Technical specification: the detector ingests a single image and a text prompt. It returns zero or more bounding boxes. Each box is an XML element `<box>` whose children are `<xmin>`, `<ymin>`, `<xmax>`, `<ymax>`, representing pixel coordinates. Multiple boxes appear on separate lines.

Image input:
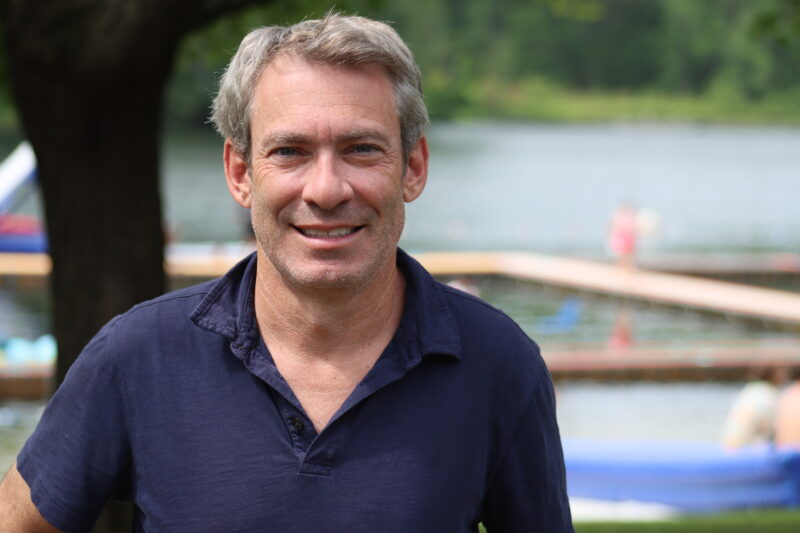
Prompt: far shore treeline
<box><xmin>2</xmin><ymin>0</ymin><xmax>800</xmax><ymax>134</ymax></box>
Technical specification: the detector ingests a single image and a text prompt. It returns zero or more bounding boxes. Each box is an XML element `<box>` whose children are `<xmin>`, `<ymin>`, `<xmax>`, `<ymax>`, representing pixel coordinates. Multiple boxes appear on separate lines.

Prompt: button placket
<box><xmin>284</xmin><ymin>410</ymin><xmax>314</xmax><ymax>450</ymax></box>
<box><xmin>288</xmin><ymin>416</ymin><xmax>305</xmax><ymax>433</ymax></box>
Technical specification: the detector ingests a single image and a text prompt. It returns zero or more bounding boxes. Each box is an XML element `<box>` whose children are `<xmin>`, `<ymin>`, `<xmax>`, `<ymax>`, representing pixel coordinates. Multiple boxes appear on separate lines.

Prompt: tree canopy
<box><xmin>159</xmin><ymin>0</ymin><xmax>800</xmax><ymax>125</ymax></box>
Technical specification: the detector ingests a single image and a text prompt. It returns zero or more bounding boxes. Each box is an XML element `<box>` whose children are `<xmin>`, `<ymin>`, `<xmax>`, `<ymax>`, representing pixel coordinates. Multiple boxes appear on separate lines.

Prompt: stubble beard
<box><xmin>251</xmin><ymin>204</ymin><xmax>406</xmax><ymax>293</ymax></box>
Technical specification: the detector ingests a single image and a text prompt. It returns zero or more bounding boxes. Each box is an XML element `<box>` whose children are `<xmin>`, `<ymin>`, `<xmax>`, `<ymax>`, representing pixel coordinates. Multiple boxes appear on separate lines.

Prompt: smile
<box><xmin>296</xmin><ymin>226</ymin><xmax>362</xmax><ymax>238</ymax></box>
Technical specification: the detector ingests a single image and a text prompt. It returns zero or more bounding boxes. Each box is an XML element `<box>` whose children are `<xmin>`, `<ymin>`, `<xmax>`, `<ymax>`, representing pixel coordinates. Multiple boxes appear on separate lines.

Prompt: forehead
<box><xmin>250</xmin><ymin>54</ymin><xmax>400</xmax><ymax>139</ymax></box>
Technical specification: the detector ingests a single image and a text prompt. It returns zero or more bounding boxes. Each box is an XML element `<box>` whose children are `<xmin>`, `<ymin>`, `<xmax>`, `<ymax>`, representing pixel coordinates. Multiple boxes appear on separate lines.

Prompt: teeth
<box><xmin>300</xmin><ymin>227</ymin><xmax>357</xmax><ymax>238</ymax></box>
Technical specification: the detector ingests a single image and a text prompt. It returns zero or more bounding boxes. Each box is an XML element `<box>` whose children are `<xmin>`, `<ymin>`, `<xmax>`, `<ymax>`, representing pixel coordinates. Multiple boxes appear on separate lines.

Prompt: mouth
<box><xmin>295</xmin><ymin>226</ymin><xmax>364</xmax><ymax>239</ymax></box>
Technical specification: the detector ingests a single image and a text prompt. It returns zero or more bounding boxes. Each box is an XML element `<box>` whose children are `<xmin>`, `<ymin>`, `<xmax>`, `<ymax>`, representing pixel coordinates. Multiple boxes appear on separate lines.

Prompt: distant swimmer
<box><xmin>608</xmin><ymin>201</ymin><xmax>638</xmax><ymax>270</ymax></box>
<box><xmin>722</xmin><ymin>366</ymin><xmax>785</xmax><ymax>450</ymax></box>
<box><xmin>775</xmin><ymin>367</ymin><xmax>800</xmax><ymax>449</ymax></box>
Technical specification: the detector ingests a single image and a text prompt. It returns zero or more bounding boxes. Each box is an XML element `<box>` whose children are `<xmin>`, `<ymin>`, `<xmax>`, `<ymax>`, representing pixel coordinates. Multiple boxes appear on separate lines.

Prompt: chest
<box><xmin>130</xmin><ymin>364</ymin><xmax>489</xmax><ymax>532</ymax></box>
<box><xmin>270</xmin><ymin>348</ymin><xmax>381</xmax><ymax>432</ymax></box>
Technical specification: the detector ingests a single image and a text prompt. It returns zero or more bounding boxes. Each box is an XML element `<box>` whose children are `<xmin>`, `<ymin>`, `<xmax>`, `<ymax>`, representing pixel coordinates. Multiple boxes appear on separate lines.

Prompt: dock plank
<box><xmin>416</xmin><ymin>251</ymin><xmax>800</xmax><ymax>327</ymax></box>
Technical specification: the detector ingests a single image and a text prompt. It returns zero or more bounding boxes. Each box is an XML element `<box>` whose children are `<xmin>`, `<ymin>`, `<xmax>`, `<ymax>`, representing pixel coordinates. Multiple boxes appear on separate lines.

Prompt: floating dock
<box><xmin>416</xmin><ymin>251</ymin><xmax>800</xmax><ymax>328</ymax></box>
<box><xmin>544</xmin><ymin>338</ymin><xmax>800</xmax><ymax>381</ymax></box>
<box><xmin>3</xmin><ymin>249</ymin><xmax>800</xmax><ymax>398</ymax></box>
<box><xmin>3</xmin><ymin>249</ymin><xmax>800</xmax><ymax>327</ymax></box>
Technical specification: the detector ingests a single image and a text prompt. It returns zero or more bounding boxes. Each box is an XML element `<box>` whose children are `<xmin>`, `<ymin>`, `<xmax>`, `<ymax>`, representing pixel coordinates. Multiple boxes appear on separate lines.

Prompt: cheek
<box><xmin>352</xmin><ymin>171</ymin><xmax>405</xmax><ymax>208</ymax></box>
<box><xmin>250</xmin><ymin>174</ymin><xmax>301</xmax><ymax>217</ymax></box>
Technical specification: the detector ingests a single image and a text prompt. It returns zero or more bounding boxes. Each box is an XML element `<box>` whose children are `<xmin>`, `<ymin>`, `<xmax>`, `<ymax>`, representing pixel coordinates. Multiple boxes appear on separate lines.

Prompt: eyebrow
<box><xmin>258</xmin><ymin>133</ymin><xmax>310</xmax><ymax>153</ymax></box>
<box><xmin>257</xmin><ymin>129</ymin><xmax>392</xmax><ymax>153</ymax></box>
<box><xmin>338</xmin><ymin>129</ymin><xmax>392</xmax><ymax>146</ymax></box>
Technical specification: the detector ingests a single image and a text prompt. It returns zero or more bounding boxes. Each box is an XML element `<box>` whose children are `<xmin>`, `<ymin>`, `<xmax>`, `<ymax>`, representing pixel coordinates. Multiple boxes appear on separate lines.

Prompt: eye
<box><xmin>350</xmin><ymin>144</ymin><xmax>380</xmax><ymax>155</ymax></box>
<box><xmin>272</xmin><ymin>147</ymin><xmax>300</xmax><ymax>157</ymax></box>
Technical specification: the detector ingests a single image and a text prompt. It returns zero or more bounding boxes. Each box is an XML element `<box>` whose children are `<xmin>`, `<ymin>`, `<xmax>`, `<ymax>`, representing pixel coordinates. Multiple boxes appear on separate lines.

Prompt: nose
<box><xmin>301</xmin><ymin>152</ymin><xmax>354</xmax><ymax>210</ymax></box>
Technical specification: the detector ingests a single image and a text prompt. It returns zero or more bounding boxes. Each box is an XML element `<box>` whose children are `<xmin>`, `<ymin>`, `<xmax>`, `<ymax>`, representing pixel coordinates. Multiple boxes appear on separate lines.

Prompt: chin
<box><xmin>285</xmin><ymin>268</ymin><xmax>371</xmax><ymax>291</ymax></box>
<box><xmin>259</xmin><ymin>241</ymin><xmax>398</xmax><ymax>293</ymax></box>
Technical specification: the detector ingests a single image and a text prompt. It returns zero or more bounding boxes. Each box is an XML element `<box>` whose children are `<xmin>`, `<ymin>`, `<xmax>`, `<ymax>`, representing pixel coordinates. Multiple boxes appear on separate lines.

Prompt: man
<box><xmin>721</xmin><ymin>366</ymin><xmax>784</xmax><ymax>450</ymax></box>
<box><xmin>775</xmin><ymin>367</ymin><xmax>800</xmax><ymax>449</ymax></box>
<box><xmin>1</xmin><ymin>14</ymin><xmax>573</xmax><ymax>532</ymax></box>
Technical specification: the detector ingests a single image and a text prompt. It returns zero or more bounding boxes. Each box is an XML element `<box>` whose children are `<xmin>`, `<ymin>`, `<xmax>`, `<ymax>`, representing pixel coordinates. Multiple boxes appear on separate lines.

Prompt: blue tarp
<box><xmin>564</xmin><ymin>439</ymin><xmax>800</xmax><ymax>511</ymax></box>
<box><xmin>0</xmin><ymin>233</ymin><xmax>47</xmax><ymax>253</ymax></box>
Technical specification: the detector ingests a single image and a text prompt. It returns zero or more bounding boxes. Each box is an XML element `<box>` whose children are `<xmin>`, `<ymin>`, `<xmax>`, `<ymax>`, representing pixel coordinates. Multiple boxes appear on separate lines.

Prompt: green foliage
<box><xmin>166</xmin><ymin>0</ymin><xmax>383</xmax><ymax>128</ymax></box>
<box><xmin>753</xmin><ymin>0</ymin><xmax>800</xmax><ymax>48</ymax></box>
<box><xmin>5</xmin><ymin>0</ymin><xmax>800</xmax><ymax>130</ymax></box>
<box><xmin>161</xmin><ymin>0</ymin><xmax>800</xmax><ymax>127</ymax></box>
<box><xmin>0</xmin><ymin>15</ymin><xmax>19</xmax><ymax>135</ymax></box>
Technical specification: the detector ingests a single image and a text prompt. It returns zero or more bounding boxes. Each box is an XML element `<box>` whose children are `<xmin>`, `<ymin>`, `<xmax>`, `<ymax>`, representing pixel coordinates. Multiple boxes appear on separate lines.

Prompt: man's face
<box><xmin>225</xmin><ymin>54</ymin><xmax>428</xmax><ymax>291</ymax></box>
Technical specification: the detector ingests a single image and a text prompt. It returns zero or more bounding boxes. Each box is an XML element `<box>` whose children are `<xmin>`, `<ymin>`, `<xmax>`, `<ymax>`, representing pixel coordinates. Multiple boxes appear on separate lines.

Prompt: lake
<box><xmin>158</xmin><ymin>121</ymin><xmax>800</xmax><ymax>253</ymax></box>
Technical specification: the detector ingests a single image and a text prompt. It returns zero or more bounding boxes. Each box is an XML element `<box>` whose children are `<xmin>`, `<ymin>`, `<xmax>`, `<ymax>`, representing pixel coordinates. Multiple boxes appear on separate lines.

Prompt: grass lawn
<box><xmin>573</xmin><ymin>508</ymin><xmax>800</xmax><ymax>532</ymax></box>
<box><xmin>430</xmin><ymin>76</ymin><xmax>800</xmax><ymax>126</ymax></box>
<box><xmin>476</xmin><ymin>508</ymin><xmax>800</xmax><ymax>532</ymax></box>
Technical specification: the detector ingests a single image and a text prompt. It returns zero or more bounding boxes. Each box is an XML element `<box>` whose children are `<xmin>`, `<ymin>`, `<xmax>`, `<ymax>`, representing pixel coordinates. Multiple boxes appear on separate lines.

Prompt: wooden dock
<box><xmin>3</xmin><ymin>249</ymin><xmax>800</xmax><ymax>327</ymax></box>
<box><xmin>3</xmin><ymin>249</ymin><xmax>800</xmax><ymax>398</ymax></box>
<box><xmin>416</xmin><ymin>251</ymin><xmax>800</xmax><ymax>328</ymax></box>
<box><xmin>543</xmin><ymin>338</ymin><xmax>800</xmax><ymax>381</ymax></box>
<box><xmin>0</xmin><ymin>364</ymin><xmax>52</xmax><ymax>399</ymax></box>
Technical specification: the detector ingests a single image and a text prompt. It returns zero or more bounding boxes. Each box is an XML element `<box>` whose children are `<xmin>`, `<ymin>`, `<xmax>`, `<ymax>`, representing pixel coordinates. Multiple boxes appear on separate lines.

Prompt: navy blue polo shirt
<box><xmin>18</xmin><ymin>250</ymin><xmax>573</xmax><ymax>532</ymax></box>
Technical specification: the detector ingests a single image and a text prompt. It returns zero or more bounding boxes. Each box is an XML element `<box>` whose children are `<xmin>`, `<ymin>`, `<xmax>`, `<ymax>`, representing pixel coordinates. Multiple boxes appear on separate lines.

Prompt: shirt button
<box><xmin>289</xmin><ymin>416</ymin><xmax>305</xmax><ymax>432</ymax></box>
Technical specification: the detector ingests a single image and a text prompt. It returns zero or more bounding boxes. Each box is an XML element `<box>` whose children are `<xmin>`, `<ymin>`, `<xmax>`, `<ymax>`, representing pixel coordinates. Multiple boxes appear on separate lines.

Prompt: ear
<box><xmin>402</xmin><ymin>136</ymin><xmax>429</xmax><ymax>203</ymax></box>
<box><xmin>224</xmin><ymin>138</ymin><xmax>252</xmax><ymax>208</ymax></box>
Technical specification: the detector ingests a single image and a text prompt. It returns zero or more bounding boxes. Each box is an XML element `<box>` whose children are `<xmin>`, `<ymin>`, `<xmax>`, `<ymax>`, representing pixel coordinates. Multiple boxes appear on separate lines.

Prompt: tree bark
<box><xmin>4</xmin><ymin>3</ymin><xmax>176</xmax><ymax>388</ymax></box>
<box><xmin>1</xmin><ymin>1</ymin><xmax>266</xmax><ymax>531</ymax></box>
<box><xmin>4</xmin><ymin>8</ymin><xmax>173</xmax><ymax>532</ymax></box>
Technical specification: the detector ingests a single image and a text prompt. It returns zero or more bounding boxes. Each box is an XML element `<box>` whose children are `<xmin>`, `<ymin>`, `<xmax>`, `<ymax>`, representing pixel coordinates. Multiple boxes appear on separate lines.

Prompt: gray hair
<box><xmin>210</xmin><ymin>13</ymin><xmax>428</xmax><ymax>162</ymax></box>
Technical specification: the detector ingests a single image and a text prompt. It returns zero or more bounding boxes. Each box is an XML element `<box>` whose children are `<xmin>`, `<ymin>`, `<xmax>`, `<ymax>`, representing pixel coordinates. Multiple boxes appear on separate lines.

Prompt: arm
<box><xmin>481</xmin><ymin>364</ymin><xmax>574</xmax><ymax>532</ymax></box>
<box><xmin>13</xmin><ymin>325</ymin><xmax>133</xmax><ymax>531</ymax></box>
<box><xmin>0</xmin><ymin>462</ymin><xmax>61</xmax><ymax>532</ymax></box>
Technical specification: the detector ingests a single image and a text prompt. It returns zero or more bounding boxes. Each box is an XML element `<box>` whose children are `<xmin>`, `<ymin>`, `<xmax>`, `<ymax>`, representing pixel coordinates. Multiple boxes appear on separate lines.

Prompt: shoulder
<box><xmin>71</xmin><ymin>280</ymin><xmax>220</xmax><ymax>376</ymax></box>
<box><xmin>437</xmin><ymin>281</ymin><xmax>548</xmax><ymax>387</ymax></box>
<box><xmin>100</xmin><ymin>280</ymin><xmax>216</xmax><ymax>342</ymax></box>
<box><xmin>439</xmin><ymin>281</ymin><xmax>540</xmax><ymax>352</ymax></box>
<box><xmin>113</xmin><ymin>280</ymin><xmax>216</xmax><ymax>327</ymax></box>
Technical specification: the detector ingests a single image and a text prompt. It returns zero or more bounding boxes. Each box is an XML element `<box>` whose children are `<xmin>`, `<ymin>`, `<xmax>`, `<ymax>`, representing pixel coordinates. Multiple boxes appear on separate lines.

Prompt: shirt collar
<box><xmin>394</xmin><ymin>249</ymin><xmax>462</xmax><ymax>363</ymax></box>
<box><xmin>190</xmin><ymin>249</ymin><xmax>462</xmax><ymax>363</ymax></box>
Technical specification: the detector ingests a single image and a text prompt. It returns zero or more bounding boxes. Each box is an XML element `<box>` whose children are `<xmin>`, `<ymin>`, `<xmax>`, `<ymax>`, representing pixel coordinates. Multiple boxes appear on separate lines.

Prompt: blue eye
<box><xmin>275</xmin><ymin>147</ymin><xmax>299</xmax><ymax>157</ymax></box>
<box><xmin>352</xmin><ymin>144</ymin><xmax>377</xmax><ymax>154</ymax></box>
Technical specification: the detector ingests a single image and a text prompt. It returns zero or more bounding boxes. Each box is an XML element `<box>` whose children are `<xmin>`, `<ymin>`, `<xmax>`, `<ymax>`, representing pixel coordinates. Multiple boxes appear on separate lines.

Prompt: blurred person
<box><xmin>0</xmin><ymin>14</ymin><xmax>572</xmax><ymax>532</ymax></box>
<box><xmin>608</xmin><ymin>305</ymin><xmax>633</xmax><ymax>350</ymax></box>
<box><xmin>722</xmin><ymin>366</ymin><xmax>786</xmax><ymax>450</ymax></box>
<box><xmin>775</xmin><ymin>366</ymin><xmax>800</xmax><ymax>449</ymax></box>
<box><xmin>608</xmin><ymin>201</ymin><xmax>638</xmax><ymax>270</ymax></box>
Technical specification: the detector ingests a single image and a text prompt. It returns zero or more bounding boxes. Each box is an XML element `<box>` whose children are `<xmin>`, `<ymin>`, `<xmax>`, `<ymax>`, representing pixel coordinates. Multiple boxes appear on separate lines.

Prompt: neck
<box><xmin>253</xmin><ymin>249</ymin><xmax>405</xmax><ymax>361</ymax></box>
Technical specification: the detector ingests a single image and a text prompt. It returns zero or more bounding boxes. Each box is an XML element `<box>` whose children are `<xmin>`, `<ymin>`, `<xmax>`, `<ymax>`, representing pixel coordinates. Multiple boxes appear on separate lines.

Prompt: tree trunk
<box><xmin>2</xmin><ymin>1</ymin><xmax>271</xmax><ymax>530</ymax></box>
<box><xmin>27</xmin><ymin>75</ymin><xmax>169</xmax><ymax>389</ymax></box>
<box><xmin>4</xmin><ymin>4</ymin><xmax>176</xmax><ymax>531</ymax></box>
<box><xmin>3</xmin><ymin>3</ymin><xmax>177</xmax><ymax>389</ymax></box>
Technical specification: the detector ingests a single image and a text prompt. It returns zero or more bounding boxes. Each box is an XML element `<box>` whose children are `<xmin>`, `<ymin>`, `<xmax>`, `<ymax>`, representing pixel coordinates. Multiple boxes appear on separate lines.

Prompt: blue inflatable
<box><xmin>564</xmin><ymin>439</ymin><xmax>800</xmax><ymax>511</ymax></box>
<box><xmin>0</xmin><ymin>232</ymin><xmax>47</xmax><ymax>253</ymax></box>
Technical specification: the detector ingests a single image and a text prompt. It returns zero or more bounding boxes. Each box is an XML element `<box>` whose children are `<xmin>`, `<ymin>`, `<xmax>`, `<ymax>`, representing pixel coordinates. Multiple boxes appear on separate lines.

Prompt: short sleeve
<box><xmin>481</xmin><ymin>361</ymin><xmax>574</xmax><ymax>532</ymax></box>
<box><xmin>17</xmin><ymin>324</ymin><xmax>132</xmax><ymax>533</ymax></box>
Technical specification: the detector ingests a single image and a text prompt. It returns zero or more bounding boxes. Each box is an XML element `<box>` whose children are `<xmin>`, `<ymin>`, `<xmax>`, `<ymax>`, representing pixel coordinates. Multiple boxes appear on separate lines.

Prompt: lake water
<box><xmin>2</xmin><ymin>122</ymin><xmax>798</xmax><ymax>470</ymax></box>
<box><xmin>7</xmin><ymin>121</ymin><xmax>800</xmax><ymax>251</ymax></box>
<box><xmin>159</xmin><ymin>122</ymin><xmax>800</xmax><ymax>253</ymax></box>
